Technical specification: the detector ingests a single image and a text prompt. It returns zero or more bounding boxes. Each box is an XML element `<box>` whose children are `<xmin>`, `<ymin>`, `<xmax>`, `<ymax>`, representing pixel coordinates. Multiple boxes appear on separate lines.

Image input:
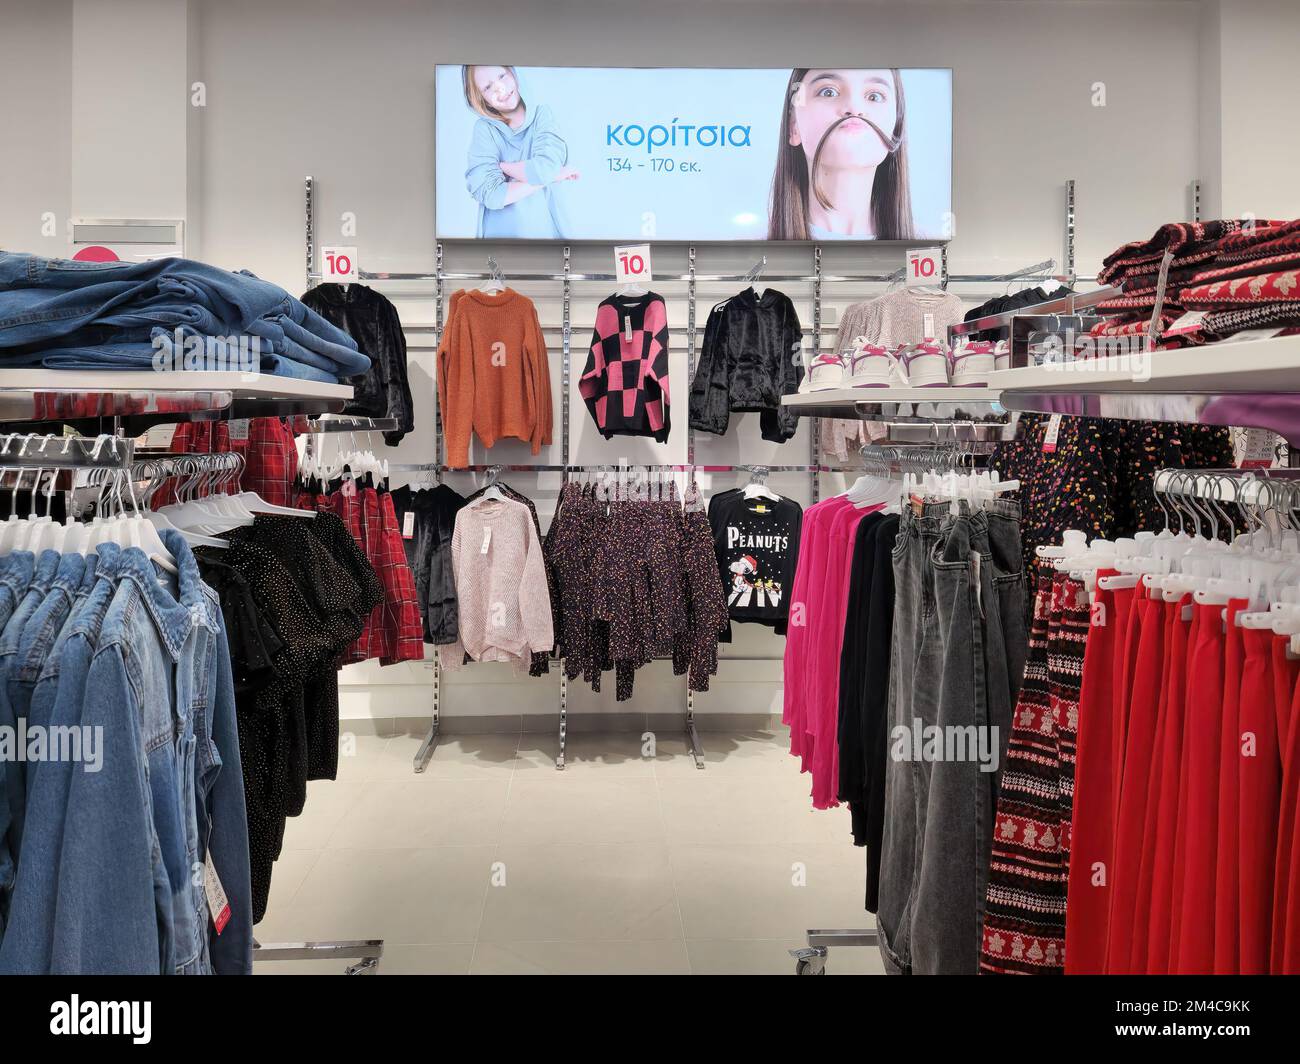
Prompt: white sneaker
<box><xmin>845</xmin><ymin>338</ymin><xmax>896</xmax><ymax>387</ymax></box>
<box><xmin>806</xmin><ymin>350</ymin><xmax>847</xmax><ymax>391</ymax></box>
<box><xmin>896</xmin><ymin>340</ymin><xmax>950</xmax><ymax>387</ymax></box>
<box><xmin>950</xmin><ymin>339</ymin><xmax>996</xmax><ymax>386</ymax></box>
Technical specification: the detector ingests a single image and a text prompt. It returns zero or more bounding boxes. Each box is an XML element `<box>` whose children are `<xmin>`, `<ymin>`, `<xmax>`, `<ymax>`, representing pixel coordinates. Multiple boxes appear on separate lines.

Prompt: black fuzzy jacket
<box><xmin>688</xmin><ymin>287</ymin><xmax>804</xmax><ymax>442</ymax></box>
<box><xmin>301</xmin><ymin>283</ymin><xmax>415</xmax><ymax>444</ymax></box>
<box><xmin>389</xmin><ymin>483</ymin><xmax>467</xmax><ymax>645</ymax></box>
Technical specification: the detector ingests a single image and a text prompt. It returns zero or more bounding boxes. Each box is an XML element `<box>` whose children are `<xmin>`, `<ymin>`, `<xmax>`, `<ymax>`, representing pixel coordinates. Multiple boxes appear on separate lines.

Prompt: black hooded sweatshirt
<box><xmin>688</xmin><ymin>287</ymin><xmax>804</xmax><ymax>443</ymax></box>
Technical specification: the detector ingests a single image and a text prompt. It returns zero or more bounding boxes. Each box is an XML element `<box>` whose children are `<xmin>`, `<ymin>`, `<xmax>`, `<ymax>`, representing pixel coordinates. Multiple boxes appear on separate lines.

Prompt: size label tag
<box><xmin>341</xmin><ymin>477</ymin><xmax>357</xmax><ymax>498</ymax></box>
<box><xmin>402</xmin><ymin>511</ymin><xmax>415</xmax><ymax>539</ymax></box>
<box><xmin>906</xmin><ymin>246</ymin><xmax>942</xmax><ymax>289</ymax></box>
<box><xmin>1164</xmin><ymin>310</ymin><xmax>1206</xmax><ymax>337</ymax></box>
<box><xmin>1240</xmin><ymin>427</ymin><xmax>1278</xmax><ymax>468</ymax></box>
<box><xmin>480</xmin><ymin>527</ymin><xmax>492</xmax><ymax>555</ymax></box>
<box><xmin>204</xmin><ymin>852</ymin><xmax>231</xmax><ymax>935</ymax></box>
<box><xmin>321</xmin><ymin>245</ymin><xmax>359</xmax><ymax>284</ymax></box>
<box><xmin>922</xmin><ymin>313</ymin><xmax>935</xmax><ymax>340</ymax></box>
<box><xmin>1042</xmin><ymin>413</ymin><xmax>1064</xmax><ymax>454</ymax></box>
<box><xmin>614</xmin><ymin>243</ymin><xmax>652</xmax><ymax>286</ymax></box>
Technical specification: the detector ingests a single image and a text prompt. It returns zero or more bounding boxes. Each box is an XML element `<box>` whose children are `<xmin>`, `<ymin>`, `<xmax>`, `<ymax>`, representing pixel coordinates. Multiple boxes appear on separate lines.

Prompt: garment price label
<box><xmin>480</xmin><ymin>527</ymin><xmax>492</xmax><ymax>554</ymax></box>
<box><xmin>204</xmin><ymin>852</ymin><xmax>231</xmax><ymax>935</ymax></box>
<box><xmin>227</xmin><ymin>418</ymin><xmax>250</xmax><ymax>441</ymax></box>
<box><xmin>623</xmin><ymin>315</ymin><xmax>633</xmax><ymax>343</ymax></box>
<box><xmin>1164</xmin><ymin>310</ymin><xmax>1206</xmax><ymax>337</ymax></box>
<box><xmin>1240</xmin><ymin>427</ymin><xmax>1279</xmax><ymax>468</ymax></box>
<box><xmin>1042</xmin><ymin>413</ymin><xmax>1063</xmax><ymax>454</ymax></box>
<box><xmin>922</xmin><ymin>313</ymin><xmax>935</xmax><ymax>340</ymax></box>
<box><xmin>906</xmin><ymin>247</ymin><xmax>942</xmax><ymax>289</ymax></box>
<box><xmin>614</xmin><ymin>243</ymin><xmax>652</xmax><ymax>286</ymax></box>
<box><xmin>321</xmin><ymin>245</ymin><xmax>358</xmax><ymax>284</ymax></box>
<box><xmin>402</xmin><ymin>511</ymin><xmax>415</xmax><ymax>539</ymax></box>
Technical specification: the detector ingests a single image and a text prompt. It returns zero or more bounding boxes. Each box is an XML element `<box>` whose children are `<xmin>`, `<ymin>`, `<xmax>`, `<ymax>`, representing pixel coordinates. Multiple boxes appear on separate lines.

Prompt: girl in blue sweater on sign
<box><xmin>462</xmin><ymin>65</ymin><xmax>578</xmax><ymax>238</ymax></box>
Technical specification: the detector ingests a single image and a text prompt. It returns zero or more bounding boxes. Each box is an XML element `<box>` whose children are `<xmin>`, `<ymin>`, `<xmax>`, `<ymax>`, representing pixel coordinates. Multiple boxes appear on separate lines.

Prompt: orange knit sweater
<box><xmin>436</xmin><ymin>288</ymin><xmax>554</xmax><ymax>468</ymax></box>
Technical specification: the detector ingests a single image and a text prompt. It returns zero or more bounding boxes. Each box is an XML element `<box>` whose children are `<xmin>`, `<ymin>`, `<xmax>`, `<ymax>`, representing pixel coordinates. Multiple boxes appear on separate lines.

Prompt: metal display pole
<box><xmin>683</xmin><ymin>245</ymin><xmax>704</xmax><ymax>768</ymax></box>
<box><xmin>557</xmin><ymin>245</ymin><xmax>572</xmax><ymax>770</ymax></box>
<box><xmin>413</xmin><ymin>241</ymin><xmax>445</xmax><ymax>774</ymax></box>
<box><xmin>1065</xmin><ymin>179</ymin><xmax>1076</xmax><ymax>286</ymax></box>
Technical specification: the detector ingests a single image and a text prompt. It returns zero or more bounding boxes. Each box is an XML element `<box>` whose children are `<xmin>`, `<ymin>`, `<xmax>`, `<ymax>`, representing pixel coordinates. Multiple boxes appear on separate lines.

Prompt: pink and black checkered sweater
<box><xmin>580</xmin><ymin>292</ymin><xmax>671</xmax><ymax>444</ymax></box>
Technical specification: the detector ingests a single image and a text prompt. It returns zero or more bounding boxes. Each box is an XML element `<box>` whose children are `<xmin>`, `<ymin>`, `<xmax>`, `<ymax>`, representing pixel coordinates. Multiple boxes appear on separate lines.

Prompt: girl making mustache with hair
<box><xmin>768</xmin><ymin>68</ymin><xmax>915</xmax><ymax>241</ymax></box>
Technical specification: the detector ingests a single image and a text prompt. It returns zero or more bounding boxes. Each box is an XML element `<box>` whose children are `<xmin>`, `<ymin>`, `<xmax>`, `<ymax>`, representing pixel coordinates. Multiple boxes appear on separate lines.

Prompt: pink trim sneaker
<box><xmin>950</xmin><ymin>339</ymin><xmax>996</xmax><ymax>386</ymax></box>
<box><xmin>806</xmin><ymin>350</ymin><xmax>847</xmax><ymax>391</ymax></box>
<box><xmin>896</xmin><ymin>340</ymin><xmax>950</xmax><ymax>387</ymax></box>
<box><xmin>845</xmin><ymin>338</ymin><xmax>896</xmax><ymax>387</ymax></box>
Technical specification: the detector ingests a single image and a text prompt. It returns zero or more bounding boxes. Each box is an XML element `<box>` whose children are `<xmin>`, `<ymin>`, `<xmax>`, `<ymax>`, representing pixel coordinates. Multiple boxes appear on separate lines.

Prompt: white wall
<box><xmin>0</xmin><ymin>0</ymin><xmax>1269</xmax><ymax>728</ymax></box>
<box><xmin>0</xmin><ymin>0</ymin><xmax>73</xmax><ymax>256</ymax></box>
<box><xmin>1208</xmin><ymin>0</ymin><xmax>1300</xmax><ymax>220</ymax></box>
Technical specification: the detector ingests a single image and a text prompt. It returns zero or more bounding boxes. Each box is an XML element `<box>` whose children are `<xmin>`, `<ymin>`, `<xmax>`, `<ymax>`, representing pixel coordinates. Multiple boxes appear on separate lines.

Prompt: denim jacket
<box><xmin>0</xmin><ymin>547</ymin><xmax>118</xmax><ymax>973</ymax></box>
<box><xmin>50</xmin><ymin>534</ymin><xmax>244</xmax><ymax>974</ymax></box>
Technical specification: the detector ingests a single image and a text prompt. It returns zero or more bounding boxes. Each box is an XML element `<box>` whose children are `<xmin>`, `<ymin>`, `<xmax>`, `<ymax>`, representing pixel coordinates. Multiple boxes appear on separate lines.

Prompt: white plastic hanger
<box><xmin>742</xmin><ymin>466</ymin><xmax>780</xmax><ymax>503</ymax></box>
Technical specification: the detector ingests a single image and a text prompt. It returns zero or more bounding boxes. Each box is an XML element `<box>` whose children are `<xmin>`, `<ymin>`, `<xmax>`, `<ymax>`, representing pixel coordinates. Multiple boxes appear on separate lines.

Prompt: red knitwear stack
<box><xmin>1091</xmin><ymin>218</ymin><xmax>1300</xmax><ymax>348</ymax></box>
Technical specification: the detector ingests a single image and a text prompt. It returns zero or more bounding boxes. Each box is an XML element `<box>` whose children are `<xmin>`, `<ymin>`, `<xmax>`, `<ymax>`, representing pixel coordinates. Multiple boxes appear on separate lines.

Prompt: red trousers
<box><xmin>1172</xmin><ymin>602</ymin><xmax>1227</xmax><ymax>973</ymax></box>
<box><xmin>1213</xmin><ymin>601</ymin><xmax>1250</xmax><ymax>972</ymax></box>
<box><xmin>1271</xmin><ymin>636</ymin><xmax>1300</xmax><ymax>972</ymax></box>
<box><xmin>1064</xmin><ymin>578</ymin><xmax>1120</xmax><ymax>974</ymax></box>
<box><xmin>1238</xmin><ymin>626</ymin><xmax>1282</xmax><ymax>974</ymax></box>
<box><xmin>1141</xmin><ymin>597</ymin><xmax>1193</xmax><ymax>973</ymax></box>
<box><xmin>1107</xmin><ymin>590</ymin><xmax>1167</xmax><ymax>972</ymax></box>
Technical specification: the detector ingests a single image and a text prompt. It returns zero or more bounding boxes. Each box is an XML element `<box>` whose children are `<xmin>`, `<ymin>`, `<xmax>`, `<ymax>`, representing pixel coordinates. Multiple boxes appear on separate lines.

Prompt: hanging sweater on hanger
<box><xmin>436</xmin><ymin>288</ymin><xmax>554</xmax><ymax>468</ymax></box>
<box><xmin>688</xmin><ymin>287</ymin><xmax>804</xmax><ymax>443</ymax></box>
<box><xmin>439</xmin><ymin>496</ymin><xmax>554</xmax><ymax>669</ymax></box>
<box><xmin>580</xmin><ymin>292</ymin><xmax>671</xmax><ymax>443</ymax></box>
<box><xmin>300</xmin><ymin>283</ymin><xmax>415</xmax><ymax>444</ymax></box>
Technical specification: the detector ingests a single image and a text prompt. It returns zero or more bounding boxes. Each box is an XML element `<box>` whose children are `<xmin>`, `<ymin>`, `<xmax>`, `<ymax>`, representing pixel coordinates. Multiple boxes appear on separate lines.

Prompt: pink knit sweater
<box><xmin>439</xmin><ymin>496</ymin><xmax>554</xmax><ymax>669</ymax></box>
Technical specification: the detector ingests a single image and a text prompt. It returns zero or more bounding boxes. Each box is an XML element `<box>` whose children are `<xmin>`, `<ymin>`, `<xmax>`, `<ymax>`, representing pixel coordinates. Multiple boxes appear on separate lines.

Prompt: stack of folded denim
<box><xmin>0</xmin><ymin>252</ymin><xmax>370</xmax><ymax>383</ymax></box>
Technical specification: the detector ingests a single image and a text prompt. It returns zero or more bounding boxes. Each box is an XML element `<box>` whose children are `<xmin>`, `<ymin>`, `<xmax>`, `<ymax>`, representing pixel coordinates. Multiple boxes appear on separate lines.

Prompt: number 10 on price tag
<box><xmin>906</xmin><ymin>247</ymin><xmax>943</xmax><ymax>288</ymax></box>
<box><xmin>614</xmin><ymin>244</ymin><xmax>652</xmax><ymax>287</ymax></box>
<box><xmin>321</xmin><ymin>246</ymin><xmax>358</xmax><ymax>284</ymax></box>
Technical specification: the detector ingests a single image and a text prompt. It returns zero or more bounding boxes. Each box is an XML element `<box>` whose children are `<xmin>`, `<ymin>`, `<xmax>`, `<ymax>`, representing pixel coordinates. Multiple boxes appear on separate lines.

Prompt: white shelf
<box><xmin>0</xmin><ymin>369</ymin><xmax>352</xmax><ymax>400</ymax></box>
<box><xmin>989</xmin><ymin>334</ymin><xmax>1300</xmax><ymax>395</ymax></box>
<box><xmin>782</xmin><ymin>385</ymin><xmax>1003</xmax><ymax>409</ymax></box>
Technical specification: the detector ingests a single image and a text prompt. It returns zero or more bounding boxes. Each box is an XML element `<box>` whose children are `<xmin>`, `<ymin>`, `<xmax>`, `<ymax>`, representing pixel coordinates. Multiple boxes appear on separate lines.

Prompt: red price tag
<box><xmin>614</xmin><ymin>243</ymin><xmax>652</xmax><ymax>286</ymax></box>
<box><xmin>906</xmin><ymin>247</ymin><xmax>942</xmax><ymax>288</ymax></box>
<box><xmin>321</xmin><ymin>245</ymin><xmax>358</xmax><ymax>284</ymax></box>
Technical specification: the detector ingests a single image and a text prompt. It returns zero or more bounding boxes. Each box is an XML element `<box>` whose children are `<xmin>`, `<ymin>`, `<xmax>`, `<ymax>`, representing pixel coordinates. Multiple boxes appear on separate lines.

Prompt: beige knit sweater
<box><xmin>438</xmin><ymin>496</ymin><xmax>554</xmax><ymax>670</ymax></box>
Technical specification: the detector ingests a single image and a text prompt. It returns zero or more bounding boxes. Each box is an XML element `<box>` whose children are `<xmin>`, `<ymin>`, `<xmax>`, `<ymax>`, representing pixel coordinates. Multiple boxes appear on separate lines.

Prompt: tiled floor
<box><xmin>252</xmin><ymin>728</ymin><xmax>884</xmax><ymax>975</ymax></box>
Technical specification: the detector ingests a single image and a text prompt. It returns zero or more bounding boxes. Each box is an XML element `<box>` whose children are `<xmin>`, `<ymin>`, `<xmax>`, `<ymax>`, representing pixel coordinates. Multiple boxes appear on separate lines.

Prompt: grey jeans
<box><xmin>877</xmin><ymin>500</ymin><xmax>1025</xmax><ymax>974</ymax></box>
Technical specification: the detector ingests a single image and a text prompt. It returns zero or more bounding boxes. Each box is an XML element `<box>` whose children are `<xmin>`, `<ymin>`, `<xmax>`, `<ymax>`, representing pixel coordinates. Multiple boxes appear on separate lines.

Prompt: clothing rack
<box><xmin>301</xmin><ymin>415</ymin><xmax>400</xmax><ymax>434</ymax></box>
<box><xmin>392</xmin><ymin>463</ymin><xmax>832</xmax><ymax>475</ymax></box>
<box><xmin>303</xmin><ymin>176</ymin><xmax>1076</xmax><ymax>774</ymax></box>
<box><xmin>1153</xmin><ymin>466</ymin><xmax>1300</xmax><ymax>508</ymax></box>
<box><xmin>0</xmin><ymin>431</ymin><xmax>135</xmax><ymax>469</ymax></box>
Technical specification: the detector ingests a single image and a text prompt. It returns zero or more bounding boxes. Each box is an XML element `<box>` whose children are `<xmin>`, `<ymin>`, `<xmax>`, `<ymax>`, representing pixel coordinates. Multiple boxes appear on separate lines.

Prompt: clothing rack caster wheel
<box><xmin>790</xmin><ymin>947</ymin><xmax>827</xmax><ymax>975</ymax></box>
